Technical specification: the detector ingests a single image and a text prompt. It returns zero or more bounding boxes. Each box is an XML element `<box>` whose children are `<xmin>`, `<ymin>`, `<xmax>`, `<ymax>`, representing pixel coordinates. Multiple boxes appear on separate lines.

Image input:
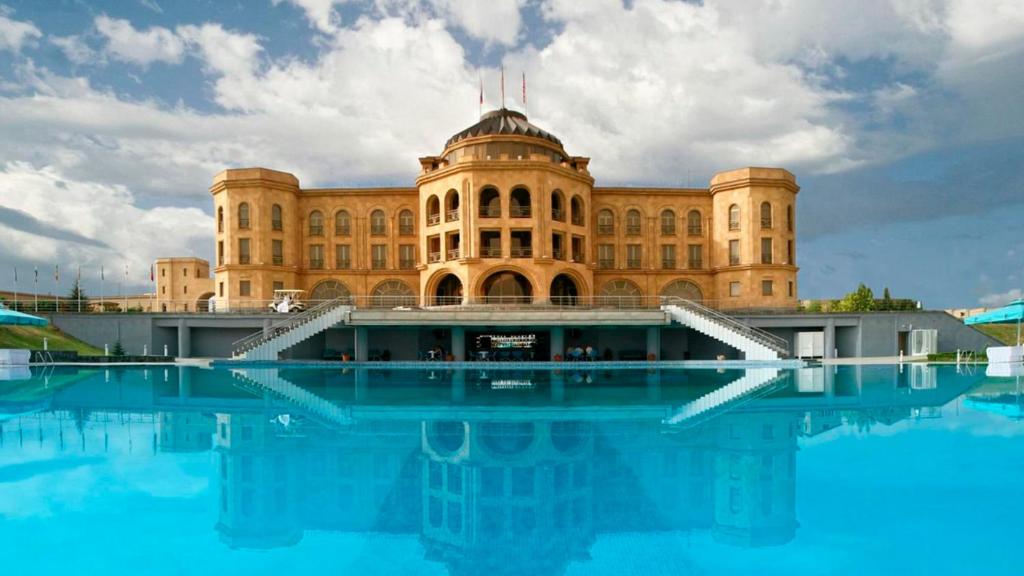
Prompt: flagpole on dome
<box><xmin>500</xmin><ymin>65</ymin><xmax>505</xmax><ymax>109</ymax></box>
<box><xmin>478</xmin><ymin>74</ymin><xmax>483</xmax><ymax>118</ymax></box>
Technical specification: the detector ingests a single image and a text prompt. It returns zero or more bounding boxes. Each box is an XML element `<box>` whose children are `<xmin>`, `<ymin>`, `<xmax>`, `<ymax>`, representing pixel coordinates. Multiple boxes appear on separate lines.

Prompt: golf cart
<box><xmin>269</xmin><ymin>289</ymin><xmax>307</xmax><ymax>313</ymax></box>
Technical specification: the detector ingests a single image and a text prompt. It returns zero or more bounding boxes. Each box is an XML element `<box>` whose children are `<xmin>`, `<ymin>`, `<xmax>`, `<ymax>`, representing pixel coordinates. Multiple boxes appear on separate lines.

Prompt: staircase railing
<box><xmin>661</xmin><ymin>296</ymin><xmax>790</xmax><ymax>357</ymax></box>
<box><xmin>232</xmin><ymin>297</ymin><xmax>351</xmax><ymax>357</ymax></box>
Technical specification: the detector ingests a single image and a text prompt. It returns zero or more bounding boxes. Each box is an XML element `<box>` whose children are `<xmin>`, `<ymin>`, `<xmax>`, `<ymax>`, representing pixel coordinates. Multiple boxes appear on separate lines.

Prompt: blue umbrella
<box><xmin>965</xmin><ymin>299</ymin><xmax>1023</xmax><ymax>345</ymax></box>
<box><xmin>0</xmin><ymin>305</ymin><xmax>48</xmax><ymax>326</ymax></box>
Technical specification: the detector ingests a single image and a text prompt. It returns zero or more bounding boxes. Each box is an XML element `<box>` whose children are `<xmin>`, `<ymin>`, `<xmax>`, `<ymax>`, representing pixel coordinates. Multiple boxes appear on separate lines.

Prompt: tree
<box><xmin>67</xmin><ymin>278</ymin><xmax>88</xmax><ymax>311</ymax></box>
<box><xmin>112</xmin><ymin>341</ymin><xmax>125</xmax><ymax>356</ymax></box>
<box><xmin>835</xmin><ymin>283</ymin><xmax>875</xmax><ymax>312</ymax></box>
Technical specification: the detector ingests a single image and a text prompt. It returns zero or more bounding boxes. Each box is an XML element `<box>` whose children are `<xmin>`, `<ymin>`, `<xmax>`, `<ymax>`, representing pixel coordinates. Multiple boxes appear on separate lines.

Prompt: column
<box><xmin>262</xmin><ymin>318</ymin><xmax>272</xmax><ymax>338</ymax></box>
<box><xmin>177</xmin><ymin>319</ymin><xmax>191</xmax><ymax>359</ymax></box>
<box><xmin>646</xmin><ymin>326</ymin><xmax>661</xmax><ymax>360</ymax></box>
<box><xmin>824</xmin><ymin>318</ymin><xmax>836</xmax><ymax>360</ymax></box>
<box><xmin>550</xmin><ymin>327</ymin><xmax>565</xmax><ymax>361</ymax></box>
<box><xmin>451</xmin><ymin>327</ymin><xmax>465</xmax><ymax>361</ymax></box>
<box><xmin>354</xmin><ymin>327</ymin><xmax>369</xmax><ymax>361</ymax></box>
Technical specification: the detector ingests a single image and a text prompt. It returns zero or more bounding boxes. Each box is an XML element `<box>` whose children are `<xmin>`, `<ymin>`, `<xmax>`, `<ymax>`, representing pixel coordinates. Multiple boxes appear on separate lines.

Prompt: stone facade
<box><xmin>176</xmin><ymin>109</ymin><xmax>799</xmax><ymax>311</ymax></box>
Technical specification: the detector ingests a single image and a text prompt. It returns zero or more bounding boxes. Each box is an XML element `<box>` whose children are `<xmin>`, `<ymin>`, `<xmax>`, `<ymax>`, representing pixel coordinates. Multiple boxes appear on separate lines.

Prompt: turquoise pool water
<box><xmin>0</xmin><ymin>364</ymin><xmax>1020</xmax><ymax>575</ymax></box>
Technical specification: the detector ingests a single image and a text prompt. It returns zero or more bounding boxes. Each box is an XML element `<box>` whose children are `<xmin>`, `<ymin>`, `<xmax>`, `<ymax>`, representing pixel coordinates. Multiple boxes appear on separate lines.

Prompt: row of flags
<box><xmin>9</xmin><ymin>263</ymin><xmax>155</xmax><ymax>286</ymax></box>
<box><xmin>479</xmin><ymin>68</ymin><xmax>528</xmax><ymax>115</ymax></box>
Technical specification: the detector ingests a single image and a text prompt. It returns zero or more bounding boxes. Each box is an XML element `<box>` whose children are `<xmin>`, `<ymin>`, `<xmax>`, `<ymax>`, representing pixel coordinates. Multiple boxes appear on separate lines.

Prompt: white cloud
<box><xmin>0</xmin><ymin>161</ymin><xmax>212</xmax><ymax>281</ymax></box>
<box><xmin>427</xmin><ymin>0</ymin><xmax>525</xmax><ymax>45</ymax></box>
<box><xmin>980</xmin><ymin>288</ymin><xmax>1023</xmax><ymax>308</ymax></box>
<box><xmin>0</xmin><ymin>10</ymin><xmax>41</xmax><ymax>52</ymax></box>
<box><xmin>273</xmin><ymin>0</ymin><xmax>347</xmax><ymax>33</ymax></box>
<box><xmin>50</xmin><ymin>35</ymin><xmax>97</xmax><ymax>65</ymax></box>
<box><xmin>95</xmin><ymin>15</ymin><xmax>185</xmax><ymax>66</ymax></box>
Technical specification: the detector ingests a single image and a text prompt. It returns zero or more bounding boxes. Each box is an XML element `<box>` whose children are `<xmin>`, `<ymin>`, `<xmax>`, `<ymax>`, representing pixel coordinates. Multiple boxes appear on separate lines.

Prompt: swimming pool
<box><xmin>0</xmin><ymin>364</ymin><xmax>1019</xmax><ymax>575</ymax></box>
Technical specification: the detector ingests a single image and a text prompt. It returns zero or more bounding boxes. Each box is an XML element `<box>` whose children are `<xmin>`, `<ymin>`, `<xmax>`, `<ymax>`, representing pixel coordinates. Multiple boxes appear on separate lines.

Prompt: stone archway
<box><xmin>434</xmin><ymin>274</ymin><xmax>464</xmax><ymax>306</ymax></box>
<box><xmin>550</xmin><ymin>273</ymin><xmax>580</xmax><ymax>306</ymax></box>
<box><xmin>660</xmin><ymin>279</ymin><xmax>703</xmax><ymax>303</ymax></box>
<box><xmin>196</xmin><ymin>292</ymin><xmax>215</xmax><ymax>312</ymax></box>
<box><xmin>480</xmin><ymin>270</ymin><xmax>533</xmax><ymax>304</ymax></box>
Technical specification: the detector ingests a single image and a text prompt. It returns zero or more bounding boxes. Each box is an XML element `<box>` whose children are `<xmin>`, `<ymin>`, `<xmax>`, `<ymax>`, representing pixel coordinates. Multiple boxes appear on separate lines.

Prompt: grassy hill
<box><xmin>976</xmin><ymin>324</ymin><xmax>1021</xmax><ymax>346</ymax></box>
<box><xmin>0</xmin><ymin>325</ymin><xmax>102</xmax><ymax>355</ymax></box>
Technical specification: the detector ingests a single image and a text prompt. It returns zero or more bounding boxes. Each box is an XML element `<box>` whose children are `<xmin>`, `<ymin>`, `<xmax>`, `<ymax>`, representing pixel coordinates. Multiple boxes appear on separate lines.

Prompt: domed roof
<box><xmin>445</xmin><ymin>108</ymin><xmax>563</xmax><ymax>149</ymax></box>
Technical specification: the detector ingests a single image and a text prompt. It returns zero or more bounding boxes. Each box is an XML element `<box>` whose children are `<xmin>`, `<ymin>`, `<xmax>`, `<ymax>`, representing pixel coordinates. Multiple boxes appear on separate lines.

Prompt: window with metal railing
<box><xmin>272</xmin><ymin>239</ymin><xmax>283</xmax><ymax>266</ymax></box>
<box><xmin>597</xmin><ymin>209</ymin><xmax>614</xmax><ymax>235</ymax></box>
<box><xmin>238</xmin><ymin>238</ymin><xmax>250</xmax><ymax>265</ymax></box>
<box><xmin>370</xmin><ymin>210</ymin><xmax>387</xmax><ymax>236</ymax></box>
<box><xmin>760</xmin><ymin>202</ymin><xmax>773</xmax><ymax>229</ymax></box>
<box><xmin>272</xmin><ymin>204</ymin><xmax>283</xmax><ymax>231</ymax></box>
<box><xmin>309</xmin><ymin>244</ymin><xmax>324</xmax><ymax>269</ymax></box>
<box><xmin>238</xmin><ymin>203</ymin><xmax>250</xmax><ymax>229</ymax></box>
<box><xmin>729</xmin><ymin>240</ymin><xmax>740</xmax><ymax>266</ymax></box>
<box><xmin>371</xmin><ymin>244</ymin><xmax>387</xmax><ymax>269</ymax></box>
<box><xmin>626</xmin><ymin>244</ymin><xmax>642</xmax><ymax>269</ymax></box>
<box><xmin>728</xmin><ymin>204</ymin><xmax>740</xmax><ymax>231</ymax></box>
<box><xmin>446</xmin><ymin>209</ymin><xmax>460</xmax><ymax>222</ymax></box>
<box><xmin>688</xmin><ymin>245</ymin><xmax>703</xmax><ymax>269</ymax></box>
<box><xmin>687</xmin><ymin>210</ymin><xmax>702</xmax><ymax>236</ymax></box>
<box><xmin>309</xmin><ymin>210</ymin><xmax>324</xmax><ymax>236</ymax></box>
<box><xmin>661</xmin><ymin>209</ymin><xmax>676</xmax><ymax>235</ymax></box>
<box><xmin>625</xmin><ymin>210</ymin><xmax>641</xmax><ymax>236</ymax></box>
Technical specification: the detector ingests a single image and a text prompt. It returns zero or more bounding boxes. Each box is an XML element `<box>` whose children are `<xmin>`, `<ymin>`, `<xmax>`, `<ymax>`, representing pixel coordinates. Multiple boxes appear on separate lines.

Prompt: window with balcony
<box><xmin>598</xmin><ymin>244</ymin><xmax>615</xmax><ymax>269</ymax></box>
<box><xmin>309</xmin><ymin>244</ymin><xmax>324</xmax><ymax>269</ymax></box>
<box><xmin>399</xmin><ymin>244</ymin><xmax>415</xmax><ymax>269</ymax></box>
<box><xmin>661</xmin><ymin>245</ymin><xmax>676</xmax><ymax>269</ymax></box>
<box><xmin>729</xmin><ymin>239</ymin><xmax>740</xmax><ymax>266</ymax></box>
<box><xmin>511</xmin><ymin>230</ymin><xmax>532</xmax><ymax>257</ymax></box>
<box><xmin>238</xmin><ymin>202</ymin><xmax>250</xmax><ymax>229</ymax></box>
<box><xmin>370</xmin><ymin>209</ymin><xmax>386</xmax><ymax>236</ymax></box>
<box><xmin>571</xmin><ymin>196</ymin><xmax>584</xmax><ymax>226</ymax></box>
<box><xmin>272</xmin><ymin>239</ymin><xmax>283</xmax><ymax>266</ymax></box>
<box><xmin>760</xmin><ymin>201</ymin><xmax>773</xmax><ymax>229</ymax></box>
<box><xmin>552</xmin><ymin>232</ymin><xmax>565</xmax><ymax>260</ymax></box>
<box><xmin>626</xmin><ymin>210</ymin><xmax>641</xmax><ymax>236</ymax></box>
<box><xmin>309</xmin><ymin>210</ymin><xmax>324</xmax><ymax>236</ymax></box>
<box><xmin>445</xmin><ymin>189</ymin><xmax>460</xmax><ymax>222</ymax></box>
<box><xmin>551</xmin><ymin>190</ymin><xmax>565</xmax><ymax>222</ymax></box>
<box><xmin>687</xmin><ymin>210</ymin><xmax>702</xmax><ymax>236</ymax></box>
<box><xmin>238</xmin><ymin>238</ymin><xmax>250</xmax><ymax>264</ymax></box>
<box><xmin>597</xmin><ymin>209</ymin><xmax>614</xmax><ymax>235</ymax></box>
<box><xmin>371</xmin><ymin>244</ymin><xmax>387</xmax><ymax>269</ymax></box>
<box><xmin>428</xmin><ymin>235</ymin><xmax>442</xmax><ymax>263</ymax></box>
<box><xmin>399</xmin><ymin>209</ymin><xmax>414</xmax><ymax>235</ymax></box>
<box><xmin>335</xmin><ymin>244</ymin><xmax>350</xmax><ymax>269</ymax></box>
<box><xmin>728</xmin><ymin>204</ymin><xmax>740</xmax><ymax>231</ymax></box>
<box><xmin>272</xmin><ymin>204</ymin><xmax>283</xmax><ymax>231</ymax></box>
<box><xmin>660</xmin><ymin>210</ymin><xmax>675</xmax><ymax>235</ymax></box>
<box><xmin>571</xmin><ymin>236</ymin><xmax>585</xmax><ymax>263</ymax></box>
<box><xmin>688</xmin><ymin>244</ymin><xmax>703</xmax><ymax>269</ymax></box>
<box><xmin>510</xmin><ymin>187</ymin><xmax>531</xmax><ymax>217</ymax></box>
<box><xmin>427</xmin><ymin>195</ymin><xmax>441</xmax><ymax>226</ymax></box>
<box><xmin>626</xmin><ymin>244</ymin><xmax>642</xmax><ymax>268</ymax></box>
<box><xmin>446</xmin><ymin>231</ymin><xmax>461</xmax><ymax>260</ymax></box>
<box><xmin>761</xmin><ymin>237</ymin><xmax>773</xmax><ymax>264</ymax></box>
<box><xmin>480</xmin><ymin>187</ymin><xmax>501</xmax><ymax>218</ymax></box>
<box><xmin>335</xmin><ymin>210</ymin><xmax>351</xmax><ymax>236</ymax></box>
<box><xmin>480</xmin><ymin>230</ymin><xmax>501</xmax><ymax>257</ymax></box>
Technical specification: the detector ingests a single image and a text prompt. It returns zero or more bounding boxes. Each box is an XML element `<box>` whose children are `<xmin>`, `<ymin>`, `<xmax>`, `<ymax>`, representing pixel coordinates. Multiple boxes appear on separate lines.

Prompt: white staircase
<box><xmin>665</xmin><ymin>368</ymin><xmax>783</xmax><ymax>426</ymax></box>
<box><xmin>661</xmin><ymin>297</ymin><xmax>789</xmax><ymax>361</ymax></box>
<box><xmin>231</xmin><ymin>368</ymin><xmax>353</xmax><ymax>427</ymax></box>
<box><xmin>233</xmin><ymin>298</ymin><xmax>352</xmax><ymax>360</ymax></box>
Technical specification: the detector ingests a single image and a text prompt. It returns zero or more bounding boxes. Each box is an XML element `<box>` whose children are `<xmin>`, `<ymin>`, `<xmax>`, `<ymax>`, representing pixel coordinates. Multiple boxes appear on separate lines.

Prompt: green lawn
<box><xmin>0</xmin><ymin>325</ymin><xmax>103</xmax><ymax>354</ymax></box>
<box><xmin>976</xmin><ymin>324</ymin><xmax>1021</xmax><ymax>346</ymax></box>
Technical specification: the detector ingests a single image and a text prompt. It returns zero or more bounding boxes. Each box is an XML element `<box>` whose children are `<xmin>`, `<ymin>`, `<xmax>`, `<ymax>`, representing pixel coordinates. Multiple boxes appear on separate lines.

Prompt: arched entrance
<box><xmin>196</xmin><ymin>292</ymin><xmax>215</xmax><ymax>312</ymax></box>
<box><xmin>310</xmin><ymin>279</ymin><xmax>352</xmax><ymax>303</ymax></box>
<box><xmin>550</xmin><ymin>273</ymin><xmax>580</xmax><ymax>306</ymax></box>
<box><xmin>660</xmin><ymin>280</ymin><xmax>703</xmax><ymax>303</ymax></box>
<box><xmin>434</xmin><ymin>274</ymin><xmax>463</xmax><ymax>306</ymax></box>
<box><xmin>481</xmin><ymin>271</ymin><xmax>533</xmax><ymax>304</ymax></box>
<box><xmin>371</xmin><ymin>279</ymin><xmax>416</xmax><ymax>308</ymax></box>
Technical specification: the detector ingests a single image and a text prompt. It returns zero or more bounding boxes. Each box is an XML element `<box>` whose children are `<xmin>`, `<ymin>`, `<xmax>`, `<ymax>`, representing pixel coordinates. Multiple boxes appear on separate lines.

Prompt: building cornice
<box><xmin>594</xmin><ymin>187</ymin><xmax>710</xmax><ymax>196</ymax></box>
<box><xmin>416</xmin><ymin>160</ymin><xmax>595</xmax><ymax>187</ymax></box>
<box><xmin>299</xmin><ymin>187</ymin><xmax>417</xmax><ymax>197</ymax></box>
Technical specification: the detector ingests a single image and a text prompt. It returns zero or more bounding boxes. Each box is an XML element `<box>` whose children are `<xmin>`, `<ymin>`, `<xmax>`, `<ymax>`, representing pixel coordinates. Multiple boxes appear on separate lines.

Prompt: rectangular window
<box><xmin>626</xmin><ymin>244</ymin><xmax>642</xmax><ymax>269</ymax></box>
<box><xmin>688</xmin><ymin>244</ymin><xmax>703</xmax><ymax>269</ymax></box>
<box><xmin>788</xmin><ymin>280</ymin><xmax>794</xmax><ymax>297</ymax></box>
<box><xmin>598</xmin><ymin>244</ymin><xmax>615</xmax><ymax>269</ymax></box>
<box><xmin>552</xmin><ymin>232</ymin><xmax>565</xmax><ymax>260</ymax></box>
<box><xmin>273</xmin><ymin>281</ymin><xmax>284</xmax><ymax>291</ymax></box>
<box><xmin>762</xmin><ymin>280</ymin><xmax>774</xmax><ymax>296</ymax></box>
<box><xmin>239</xmin><ymin>280</ymin><xmax>251</xmax><ymax>296</ymax></box>
<box><xmin>272</xmin><ymin>239</ymin><xmax>283</xmax><ymax>266</ymax></box>
<box><xmin>729</xmin><ymin>240</ymin><xmax>740</xmax><ymax>266</ymax></box>
<box><xmin>309</xmin><ymin>244</ymin><xmax>324</xmax><ymax>269</ymax></box>
<box><xmin>571</xmin><ymin>236</ymin><xmax>585</xmax><ymax>263</ymax></box>
<box><xmin>399</xmin><ymin>244</ymin><xmax>415</xmax><ymax>269</ymax></box>
<box><xmin>761</xmin><ymin>238</ymin><xmax>773</xmax><ymax>264</ymax></box>
<box><xmin>219</xmin><ymin>282</ymin><xmax>224</xmax><ymax>297</ymax></box>
<box><xmin>372</xmin><ymin>244</ymin><xmax>387</xmax><ymax>269</ymax></box>
<box><xmin>661</xmin><ymin>245</ymin><xmax>676</xmax><ymax>269</ymax></box>
<box><xmin>238</xmin><ymin>238</ymin><xmax>250</xmax><ymax>264</ymax></box>
<box><xmin>217</xmin><ymin>241</ymin><xmax>224</xmax><ymax>266</ymax></box>
<box><xmin>729</xmin><ymin>281</ymin><xmax>741</xmax><ymax>297</ymax></box>
<box><xmin>787</xmin><ymin>240</ymin><xmax>794</xmax><ymax>264</ymax></box>
<box><xmin>336</xmin><ymin>244</ymin><xmax>351</xmax><ymax>269</ymax></box>
<box><xmin>429</xmin><ymin>235</ymin><xmax>443</xmax><ymax>262</ymax></box>
<box><xmin>183</xmin><ymin>268</ymin><xmax>188</xmax><ymax>277</ymax></box>
<box><xmin>480</xmin><ymin>231</ymin><xmax>501</xmax><ymax>258</ymax></box>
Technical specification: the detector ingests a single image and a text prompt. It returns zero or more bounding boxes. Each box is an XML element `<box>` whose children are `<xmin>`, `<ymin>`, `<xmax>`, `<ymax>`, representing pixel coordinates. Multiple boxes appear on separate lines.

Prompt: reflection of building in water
<box><xmin>421</xmin><ymin>420</ymin><xmax>595</xmax><ymax>575</ymax></box>
<box><xmin>157</xmin><ymin>411</ymin><xmax>215</xmax><ymax>452</ymax></box>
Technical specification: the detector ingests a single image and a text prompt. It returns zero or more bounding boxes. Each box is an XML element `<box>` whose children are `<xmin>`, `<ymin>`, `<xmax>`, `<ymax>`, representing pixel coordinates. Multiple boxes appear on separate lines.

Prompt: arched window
<box><xmin>480</xmin><ymin>187</ymin><xmax>500</xmax><ymax>218</ymax></box>
<box><xmin>371</xmin><ymin>279</ymin><xmax>415</xmax><ymax>307</ymax></box>
<box><xmin>571</xmin><ymin>196</ymin><xmax>584</xmax><ymax>226</ymax></box>
<box><xmin>308</xmin><ymin>210</ymin><xmax>324</xmax><ymax>236</ymax></box>
<box><xmin>760</xmin><ymin>201</ymin><xmax>773</xmax><ymax>229</ymax></box>
<box><xmin>551</xmin><ymin>190</ymin><xmax>565</xmax><ymax>222</ymax></box>
<box><xmin>599</xmin><ymin>279</ymin><xmax>643</xmax><ymax>308</ymax></box>
<box><xmin>310</xmin><ymin>279</ymin><xmax>352</xmax><ymax>303</ymax></box>
<box><xmin>787</xmin><ymin>204</ymin><xmax>793</xmax><ymax>232</ymax></box>
<box><xmin>237</xmin><ymin>202</ymin><xmax>250</xmax><ymax>229</ymax></box>
<box><xmin>426</xmin><ymin>195</ymin><xmax>441</xmax><ymax>225</ymax></box>
<box><xmin>217</xmin><ymin>206</ymin><xmax>224</xmax><ymax>233</ymax></box>
<box><xmin>271</xmin><ymin>204</ymin><xmax>283</xmax><ymax>231</ymax></box>
<box><xmin>335</xmin><ymin>210</ymin><xmax>350</xmax><ymax>235</ymax></box>
<box><xmin>687</xmin><ymin>210</ymin><xmax>702</xmax><ymax>235</ymax></box>
<box><xmin>597</xmin><ymin>209</ymin><xmax>614</xmax><ymax>235</ymax></box>
<box><xmin>728</xmin><ymin>204</ymin><xmax>740</xmax><ymax>231</ymax></box>
<box><xmin>510</xmin><ymin>187</ymin><xmax>531</xmax><ymax>217</ymax></box>
<box><xmin>399</xmin><ymin>209</ymin><xmax>414</xmax><ymax>235</ymax></box>
<box><xmin>660</xmin><ymin>209</ymin><xmax>675</xmax><ymax>235</ymax></box>
<box><xmin>625</xmin><ymin>209</ymin><xmax>641</xmax><ymax>235</ymax></box>
<box><xmin>445</xmin><ymin>189</ymin><xmax>460</xmax><ymax>222</ymax></box>
<box><xmin>370</xmin><ymin>209</ymin><xmax>386</xmax><ymax>236</ymax></box>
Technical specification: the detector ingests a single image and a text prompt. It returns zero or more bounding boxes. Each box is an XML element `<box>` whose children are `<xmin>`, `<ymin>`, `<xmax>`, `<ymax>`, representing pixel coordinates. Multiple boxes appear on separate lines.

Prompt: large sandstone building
<box><xmin>159</xmin><ymin>108</ymin><xmax>799</xmax><ymax>312</ymax></box>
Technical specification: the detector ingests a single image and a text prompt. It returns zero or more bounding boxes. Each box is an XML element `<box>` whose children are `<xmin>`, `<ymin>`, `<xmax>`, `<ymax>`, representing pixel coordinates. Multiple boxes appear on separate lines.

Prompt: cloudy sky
<box><xmin>0</xmin><ymin>0</ymin><xmax>1021</xmax><ymax>307</ymax></box>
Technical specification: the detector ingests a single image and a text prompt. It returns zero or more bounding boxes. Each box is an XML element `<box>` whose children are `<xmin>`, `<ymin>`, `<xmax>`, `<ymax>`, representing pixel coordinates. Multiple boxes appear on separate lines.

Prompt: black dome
<box><xmin>445</xmin><ymin>108</ymin><xmax>563</xmax><ymax>149</ymax></box>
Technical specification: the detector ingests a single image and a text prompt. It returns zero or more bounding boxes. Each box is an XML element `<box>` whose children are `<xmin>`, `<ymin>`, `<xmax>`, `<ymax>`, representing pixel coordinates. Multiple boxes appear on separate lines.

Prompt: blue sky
<box><xmin>0</xmin><ymin>0</ymin><xmax>1021</xmax><ymax>307</ymax></box>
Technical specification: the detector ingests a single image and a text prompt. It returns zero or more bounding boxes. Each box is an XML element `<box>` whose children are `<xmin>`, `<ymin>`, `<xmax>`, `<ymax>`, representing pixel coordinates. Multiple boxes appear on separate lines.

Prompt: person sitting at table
<box><xmin>584</xmin><ymin>345</ymin><xmax>594</xmax><ymax>361</ymax></box>
<box><xmin>571</xmin><ymin>346</ymin><xmax>584</xmax><ymax>361</ymax></box>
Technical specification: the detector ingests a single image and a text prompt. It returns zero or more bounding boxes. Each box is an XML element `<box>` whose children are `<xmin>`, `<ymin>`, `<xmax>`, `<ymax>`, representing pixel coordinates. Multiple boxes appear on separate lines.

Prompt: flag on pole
<box><xmin>150</xmin><ymin>263</ymin><xmax>154</xmax><ymax>282</ymax></box>
<box><xmin>101</xmin><ymin>266</ymin><xmax>105</xmax><ymax>281</ymax></box>
<box><xmin>55</xmin><ymin>264</ymin><xmax>59</xmax><ymax>282</ymax></box>
<box><xmin>522</xmin><ymin>71</ymin><xmax>527</xmax><ymax>115</ymax></box>
<box><xmin>13</xmin><ymin>267</ymin><xmax>16</xmax><ymax>284</ymax></box>
<box><xmin>500</xmin><ymin>65</ymin><xmax>505</xmax><ymax>108</ymax></box>
<box><xmin>479</xmin><ymin>76</ymin><xmax>484</xmax><ymax>116</ymax></box>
